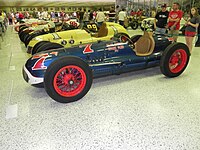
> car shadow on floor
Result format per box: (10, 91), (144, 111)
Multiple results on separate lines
(25, 65), (188, 102)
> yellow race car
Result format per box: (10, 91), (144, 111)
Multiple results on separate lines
(27, 22), (129, 55)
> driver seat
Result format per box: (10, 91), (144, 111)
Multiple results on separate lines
(97, 22), (108, 37)
(134, 31), (155, 56)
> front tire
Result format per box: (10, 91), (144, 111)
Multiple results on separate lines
(44, 56), (93, 103)
(19, 30), (31, 43)
(160, 42), (190, 78)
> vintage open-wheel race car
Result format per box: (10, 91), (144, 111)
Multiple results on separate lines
(18, 20), (80, 47)
(140, 18), (155, 31)
(14, 18), (47, 33)
(22, 30), (190, 103)
(142, 17), (187, 35)
(124, 15), (146, 30)
(26, 22), (129, 55)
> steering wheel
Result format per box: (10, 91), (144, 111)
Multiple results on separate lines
(119, 35), (135, 49)
(119, 35), (133, 44)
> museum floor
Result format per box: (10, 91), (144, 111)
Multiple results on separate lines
(0, 26), (200, 150)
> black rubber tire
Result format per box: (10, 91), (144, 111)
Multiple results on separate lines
(35, 42), (63, 54)
(21, 31), (31, 43)
(19, 30), (31, 42)
(19, 31), (27, 42)
(23, 33), (31, 45)
(18, 26), (28, 34)
(160, 42), (190, 78)
(31, 41), (50, 55)
(44, 56), (93, 103)
(25, 31), (46, 47)
(24, 34), (32, 47)
(130, 21), (138, 30)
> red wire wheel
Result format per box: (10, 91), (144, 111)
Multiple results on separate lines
(160, 42), (190, 78)
(44, 56), (92, 103)
(168, 49), (188, 73)
(53, 65), (86, 97)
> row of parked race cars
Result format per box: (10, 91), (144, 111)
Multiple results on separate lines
(17, 18), (130, 55)
(20, 18), (190, 103)
(18, 17), (187, 55)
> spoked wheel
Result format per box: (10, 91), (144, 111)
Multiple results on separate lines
(54, 65), (87, 97)
(160, 43), (190, 78)
(169, 49), (188, 73)
(19, 30), (32, 43)
(44, 56), (92, 103)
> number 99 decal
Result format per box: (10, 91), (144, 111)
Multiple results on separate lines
(87, 24), (98, 31)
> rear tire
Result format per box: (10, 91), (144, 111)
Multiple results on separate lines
(36, 42), (63, 54)
(19, 31), (26, 42)
(31, 41), (50, 55)
(25, 30), (46, 47)
(160, 42), (190, 78)
(44, 56), (93, 103)
(24, 34), (33, 47)
(23, 34), (31, 45)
